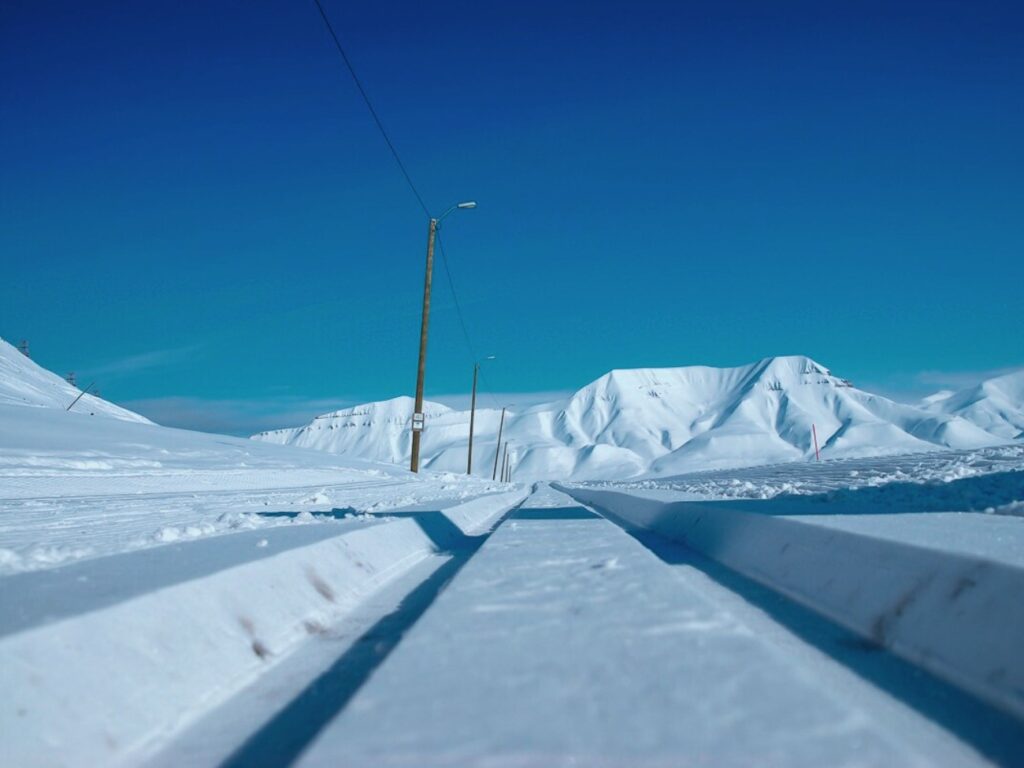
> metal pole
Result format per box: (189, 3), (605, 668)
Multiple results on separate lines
(492, 407), (506, 480)
(500, 441), (509, 482)
(467, 363), (479, 474)
(67, 382), (95, 412)
(410, 217), (437, 473)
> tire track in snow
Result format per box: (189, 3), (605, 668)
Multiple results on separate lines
(213, 498), (528, 768)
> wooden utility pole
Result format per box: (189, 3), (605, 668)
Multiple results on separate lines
(408, 202), (476, 473)
(467, 363), (479, 475)
(492, 407), (506, 480)
(410, 217), (438, 473)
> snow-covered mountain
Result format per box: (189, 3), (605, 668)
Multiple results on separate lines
(922, 369), (1024, 440)
(253, 356), (1014, 480)
(0, 337), (150, 423)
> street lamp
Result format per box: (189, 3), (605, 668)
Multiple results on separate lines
(410, 200), (477, 473)
(467, 355), (495, 475)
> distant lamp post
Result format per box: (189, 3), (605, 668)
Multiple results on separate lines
(467, 355), (495, 475)
(410, 201), (477, 473)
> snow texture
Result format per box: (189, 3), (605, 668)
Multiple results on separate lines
(0, 491), (525, 767)
(562, 479), (1024, 721)
(296, 486), (997, 767)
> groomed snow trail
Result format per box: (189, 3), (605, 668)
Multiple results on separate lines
(286, 485), (1004, 767)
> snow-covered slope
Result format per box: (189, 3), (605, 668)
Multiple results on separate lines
(0, 337), (150, 423)
(0, 338), (513, 574)
(923, 369), (1024, 440)
(255, 396), (456, 465)
(255, 356), (1012, 480)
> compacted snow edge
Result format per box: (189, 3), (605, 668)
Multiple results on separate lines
(0, 489), (526, 768)
(558, 485), (1024, 722)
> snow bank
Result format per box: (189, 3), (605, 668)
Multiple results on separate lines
(560, 485), (1024, 721)
(0, 490), (526, 767)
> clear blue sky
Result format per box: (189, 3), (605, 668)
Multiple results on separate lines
(2, 0), (1022, 434)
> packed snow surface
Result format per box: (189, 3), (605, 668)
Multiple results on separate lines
(254, 355), (1019, 480)
(296, 485), (1021, 767)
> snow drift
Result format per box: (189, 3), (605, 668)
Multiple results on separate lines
(254, 356), (1013, 481)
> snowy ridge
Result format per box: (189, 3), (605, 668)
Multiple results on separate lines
(0, 337), (150, 423)
(562, 482), (1024, 721)
(254, 355), (1013, 480)
(923, 369), (1024, 440)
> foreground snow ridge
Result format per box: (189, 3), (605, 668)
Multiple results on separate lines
(254, 355), (1018, 480)
(0, 491), (527, 767)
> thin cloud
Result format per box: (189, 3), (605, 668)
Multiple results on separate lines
(861, 364), (1024, 404)
(430, 390), (574, 411)
(83, 344), (206, 380)
(912, 365), (1024, 391)
(121, 389), (578, 437)
(121, 395), (359, 436)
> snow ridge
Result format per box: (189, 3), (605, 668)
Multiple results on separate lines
(254, 356), (1016, 480)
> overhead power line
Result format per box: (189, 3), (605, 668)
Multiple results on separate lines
(437, 231), (503, 412)
(309, 1), (502, 413)
(435, 230), (478, 362)
(312, 0), (431, 217)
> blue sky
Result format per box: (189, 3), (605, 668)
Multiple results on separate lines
(2, 0), (1022, 434)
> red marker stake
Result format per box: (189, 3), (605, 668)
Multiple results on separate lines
(812, 423), (820, 462)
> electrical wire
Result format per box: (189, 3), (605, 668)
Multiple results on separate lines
(436, 231), (504, 412)
(312, 0), (431, 217)
(435, 230), (478, 363)
(311, 0), (504, 412)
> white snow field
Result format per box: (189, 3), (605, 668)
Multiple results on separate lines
(253, 356), (1018, 480)
(3, 337), (1024, 766)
